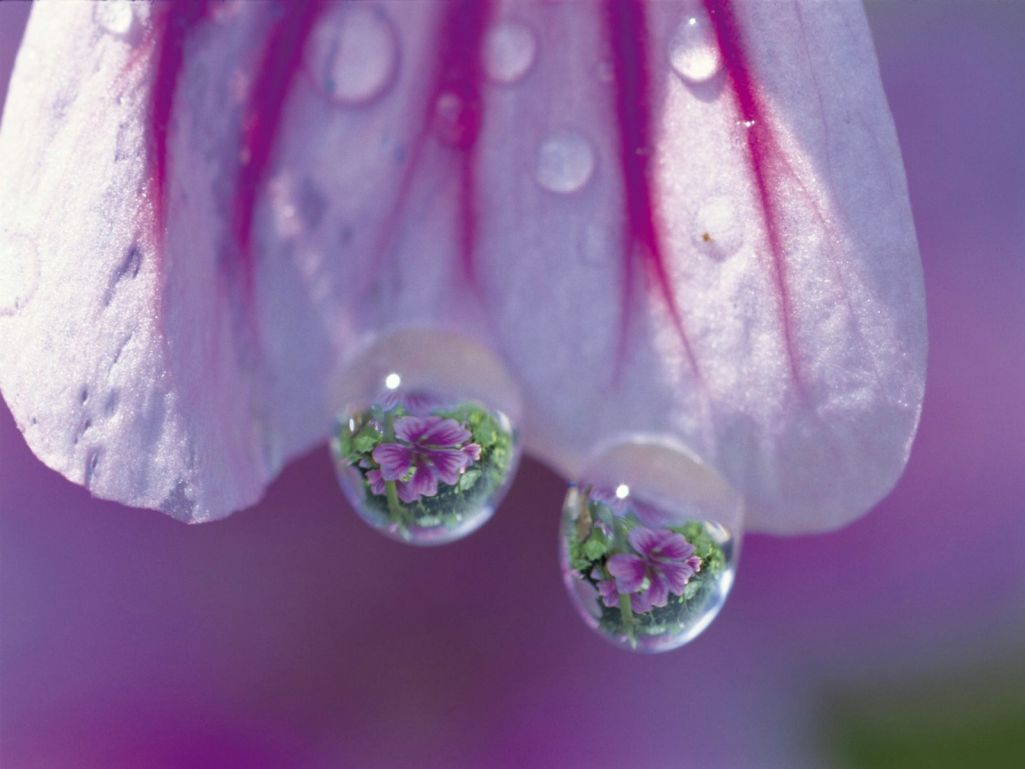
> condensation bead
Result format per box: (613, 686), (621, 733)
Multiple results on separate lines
(668, 13), (722, 85)
(306, 4), (397, 105)
(332, 374), (520, 546)
(483, 21), (536, 85)
(93, 1), (135, 38)
(560, 482), (737, 653)
(535, 131), (595, 194)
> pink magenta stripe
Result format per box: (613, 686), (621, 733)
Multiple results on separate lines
(605, 0), (702, 377)
(705, 0), (802, 384)
(232, 0), (324, 294)
(148, 0), (212, 236)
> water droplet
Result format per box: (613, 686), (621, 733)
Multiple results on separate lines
(0, 235), (40, 316)
(560, 482), (737, 652)
(483, 21), (536, 85)
(559, 442), (741, 653)
(94, 1), (135, 38)
(739, 119), (757, 129)
(668, 14), (721, 84)
(332, 379), (520, 546)
(536, 132), (595, 194)
(692, 196), (744, 259)
(432, 91), (480, 147)
(306, 5), (397, 105)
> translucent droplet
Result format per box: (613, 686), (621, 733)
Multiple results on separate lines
(432, 91), (479, 147)
(332, 379), (520, 546)
(306, 5), (397, 105)
(483, 21), (536, 85)
(668, 14), (721, 84)
(94, 1), (135, 38)
(536, 132), (595, 194)
(692, 196), (744, 259)
(560, 483), (737, 652)
(0, 235), (40, 316)
(559, 442), (741, 653)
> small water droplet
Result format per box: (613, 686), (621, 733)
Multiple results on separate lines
(94, 1), (135, 38)
(307, 5), (397, 105)
(692, 196), (743, 259)
(536, 131), (595, 194)
(0, 234), (40, 316)
(739, 119), (757, 129)
(433, 91), (478, 147)
(668, 14), (721, 85)
(560, 482), (737, 652)
(332, 379), (520, 546)
(483, 20), (536, 85)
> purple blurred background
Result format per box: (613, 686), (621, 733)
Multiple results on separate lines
(2, 3), (1023, 768)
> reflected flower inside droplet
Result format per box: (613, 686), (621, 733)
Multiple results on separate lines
(332, 384), (519, 545)
(560, 483), (737, 652)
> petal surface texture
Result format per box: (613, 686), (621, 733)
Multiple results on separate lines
(0, 0), (925, 531)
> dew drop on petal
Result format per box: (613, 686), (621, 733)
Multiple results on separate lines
(332, 379), (520, 546)
(535, 132), (595, 194)
(668, 13), (721, 85)
(0, 235), (40, 316)
(559, 446), (741, 653)
(306, 5), (397, 105)
(93, 1), (135, 38)
(432, 91), (477, 147)
(692, 196), (744, 259)
(483, 20), (536, 85)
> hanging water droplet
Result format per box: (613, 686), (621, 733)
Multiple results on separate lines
(560, 483), (737, 652)
(559, 442), (741, 653)
(483, 20), (536, 85)
(94, 1), (135, 38)
(536, 131), (595, 194)
(332, 377), (520, 546)
(306, 5), (397, 105)
(668, 14), (721, 85)
(0, 235), (40, 316)
(692, 196), (744, 259)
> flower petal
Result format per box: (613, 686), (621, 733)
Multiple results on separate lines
(0, 1), (924, 533)
(371, 443), (413, 481)
(607, 553), (647, 594)
(426, 447), (472, 487)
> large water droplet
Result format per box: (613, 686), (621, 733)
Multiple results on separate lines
(559, 443), (741, 653)
(0, 235), (40, 316)
(332, 377), (520, 546)
(307, 5), (397, 105)
(483, 21), (536, 85)
(692, 196), (744, 259)
(668, 14), (721, 84)
(536, 132), (595, 194)
(561, 483), (737, 652)
(94, 1), (135, 38)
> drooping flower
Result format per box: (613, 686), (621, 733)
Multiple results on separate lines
(599, 527), (702, 613)
(0, 1), (926, 536)
(368, 416), (480, 504)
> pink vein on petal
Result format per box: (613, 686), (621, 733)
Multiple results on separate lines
(604, 0), (702, 380)
(373, 0), (492, 287)
(232, 0), (324, 298)
(148, 1), (212, 242)
(704, 0), (803, 386)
